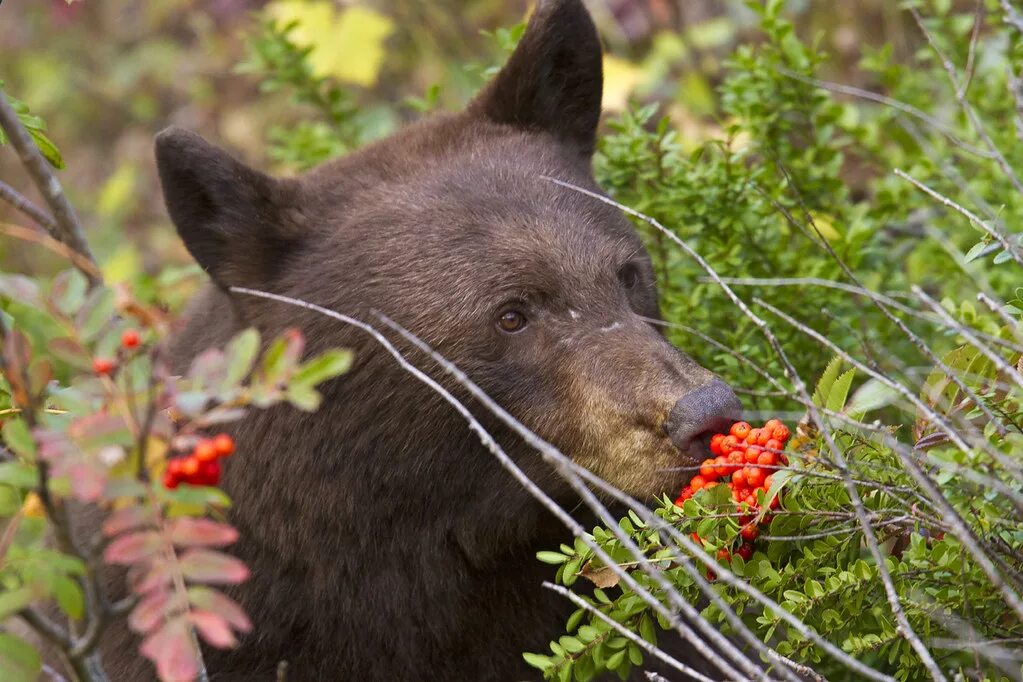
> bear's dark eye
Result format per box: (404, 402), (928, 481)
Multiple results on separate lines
(618, 263), (640, 290)
(497, 310), (528, 334)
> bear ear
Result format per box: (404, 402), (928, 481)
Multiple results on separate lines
(154, 127), (305, 289)
(469, 0), (603, 155)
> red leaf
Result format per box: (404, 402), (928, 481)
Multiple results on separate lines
(103, 531), (163, 565)
(178, 549), (249, 585)
(167, 518), (239, 548)
(140, 617), (199, 682)
(128, 590), (174, 635)
(189, 610), (237, 649)
(187, 587), (251, 633)
(66, 461), (107, 503)
(103, 505), (156, 538)
(134, 562), (173, 594)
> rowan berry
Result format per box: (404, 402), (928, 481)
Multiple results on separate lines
(181, 456), (200, 478)
(194, 439), (218, 463)
(744, 445), (763, 464)
(746, 466), (766, 489)
(713, 456), (729, 478)
(710, 433), (725, 456)
(732, 469), (747, 488)
(121, 329), (141, 349)
(92, 358), (116, 375)
(729, 421), (751, 440)
(213, 433), (235, 457)
(736, 543), (754, 562)
(764, 438), (783, 453)
(771, 424), (790, 442)
(198, 459), (222, 486)
(757, 451), (777, 468)
(720, 435), (740, 455)
(740, 524), (759, 541)
(717, 548), (731, 562)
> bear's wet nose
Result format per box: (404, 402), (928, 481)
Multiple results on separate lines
(664, 380), (743, 460)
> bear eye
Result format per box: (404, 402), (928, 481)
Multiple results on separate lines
(497, 309), (528, 334)
(618, 263), (640, 290)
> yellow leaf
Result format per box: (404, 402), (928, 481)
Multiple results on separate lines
(602, 55), (644, 111)
(808, 211), (842, 241)
(266, 1), (394, 87)
(21, 492), (44, 519)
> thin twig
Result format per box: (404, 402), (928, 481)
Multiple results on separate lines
(0, 92), (100, 286)
(909, 6), (1023, 195)
(0, 179), (58, 232)
(541, 582), (716, 682)
(895, 169), (1023, 267)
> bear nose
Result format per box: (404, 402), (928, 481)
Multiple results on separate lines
(664, 380), (743, 458)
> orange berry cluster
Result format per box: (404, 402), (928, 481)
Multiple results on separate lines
(163, 434), (235, 489)
(676, 419), (791, 571)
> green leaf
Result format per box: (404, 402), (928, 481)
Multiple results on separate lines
(0, 462), (37, 489)
(53, 575), (84, 620)
(292, 349), (354, 389)
(286, 385), (322, 412)
(222, 328), (261, 388)
(2, 420), (35, 459)
(812, 356), (843, 408)
(28, 128), (64, 169)
(0, 633), (42, 682)
(522, 652), (554, 671)
(537, 551), (569, 565)
(826, 368), (856, 412)
(0, 587), (34, 620)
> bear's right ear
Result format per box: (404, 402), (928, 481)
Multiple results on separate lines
(469, 0), (603, 155)
(155, 127), (305, 289)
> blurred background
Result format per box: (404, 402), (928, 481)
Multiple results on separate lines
(0, 0), (919, 279)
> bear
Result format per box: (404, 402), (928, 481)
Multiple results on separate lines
(97, 0), (743, 679)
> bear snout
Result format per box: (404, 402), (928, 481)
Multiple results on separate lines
(663, 379), (743, 461)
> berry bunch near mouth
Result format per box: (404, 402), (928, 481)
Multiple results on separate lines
(163, 434), (235, 489)
(674, 419), (792, 574)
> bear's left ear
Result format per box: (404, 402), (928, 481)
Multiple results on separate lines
(469, 0), (603, 155)
(155, 127), (306, 290)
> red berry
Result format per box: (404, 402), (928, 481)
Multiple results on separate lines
(763, 419), (782, 433)
(732, 469), (747, 488)
(741, 524), (759, 541)
(713, 456), (729, 478)
(769, 495), (781, 509)
(746, 428), (763, 444)
(674, 496), (685, 507)
(700, 459), (719, 480)
(710, 433), (725, 456)
(757, 451), (777, 468)
(121, 329), (141, 349)
(744, 445), (763, 464)
(721, 435), (740, 455)
(755, 429), (771, 446)
(198, 459), (222, 486)
(717, 548), (731, 562)
(92, 358), (116, 375)
(690, 475), (707, 491)
(746, 467), (766, 488)
(706, 569), (716, 581)
(772, 424), (791, 442)
(763, 474), (774, 490)
(731, 486), (745, 502)
(764, 438), (783, 453)
(744, 494), (759, 508)
(181, 456), (200, 479)
(704, 481), (719, 490)
(214, 433), (235, 457)
(194, 439), (218, 463)
(729, 421), (751, 440)
(163, 469), (180, 489)
(737, 543), (754, 561)
(691, 532), (704, 545)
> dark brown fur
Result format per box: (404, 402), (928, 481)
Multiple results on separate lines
(93, 1), (740, 679)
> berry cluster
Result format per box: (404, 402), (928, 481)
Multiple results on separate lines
(163, 434), (235, 489)
(675, 419), (791, 571)
(92, 329), (143, 376)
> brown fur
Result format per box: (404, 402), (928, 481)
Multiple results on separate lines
(87, 1), (741, 679)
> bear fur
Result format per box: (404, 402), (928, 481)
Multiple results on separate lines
(91, 1), (740, 679)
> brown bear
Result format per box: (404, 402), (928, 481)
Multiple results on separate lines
(102, 0), (742, 679)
